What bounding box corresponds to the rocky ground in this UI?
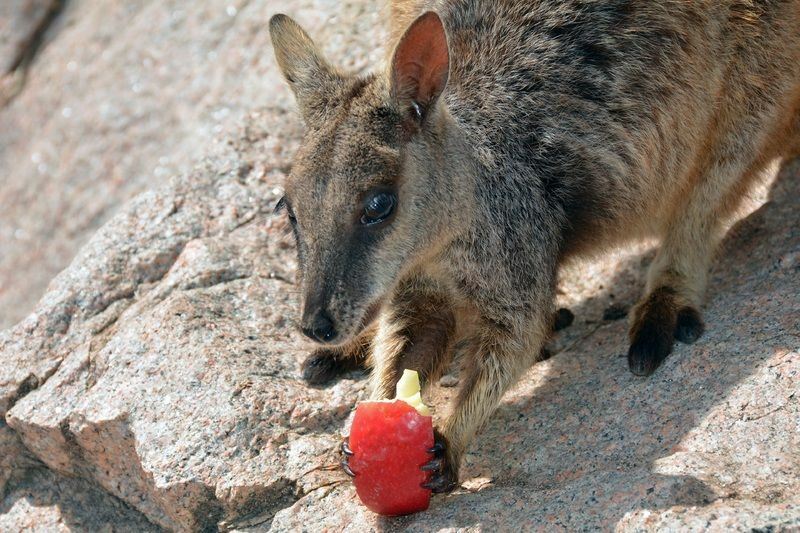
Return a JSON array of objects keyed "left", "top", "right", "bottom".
[
  {"left": 0, "top": 0, "right": 385, "bottom": 331},
  {"left": 1, "top": 1, "right": 798, "bottom": 531}
]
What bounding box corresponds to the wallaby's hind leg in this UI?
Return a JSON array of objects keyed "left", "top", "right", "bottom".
[
  {"left": 300, "top": 323, "right": 374, "bottom": 385},
  {"left": 628, "top": 154, "right": 777, "bottom": 375},
  {"left": 629, "top": 74, "right": 800, "bottom": 376}
]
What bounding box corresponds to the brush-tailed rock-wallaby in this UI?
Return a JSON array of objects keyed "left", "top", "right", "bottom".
[{"left": 270, "top": 0, "right": 800, "bottom": 492}]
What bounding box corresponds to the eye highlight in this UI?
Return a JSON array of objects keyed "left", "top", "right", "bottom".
[{"left": 361, "top": 191, "right": 397, "bottom": 226}]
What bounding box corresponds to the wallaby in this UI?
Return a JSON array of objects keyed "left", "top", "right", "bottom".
[{"left": 270, "top": 0, "right": 800, "bottom": 492}]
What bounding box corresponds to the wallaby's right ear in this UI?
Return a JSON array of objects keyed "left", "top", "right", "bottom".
[
  {"left": 270, "top": 14, "right": 340, "bottom": 121},
  {"left": 391, "top": 11, "right": 450, "bottom": 133}
]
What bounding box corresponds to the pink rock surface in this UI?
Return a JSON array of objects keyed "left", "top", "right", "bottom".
[
  {"left": 0, "top": 0, "right": 798, "bottom": 531},
  {"left": 0, "top": 0, "right": 385, "bottom": 330}
]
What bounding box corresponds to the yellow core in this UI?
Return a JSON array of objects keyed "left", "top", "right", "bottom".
[{"left": 395, "top": 369, "right": 431, "bottom": 416}]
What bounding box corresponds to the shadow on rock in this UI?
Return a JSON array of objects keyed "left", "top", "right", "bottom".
[{"left": 0, "top": 467, "right": 159, "bottom": 532}]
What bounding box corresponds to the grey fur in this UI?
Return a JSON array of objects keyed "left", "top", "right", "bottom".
[{"left": 270, "top": 1, "right": 800, "bottom": 491}]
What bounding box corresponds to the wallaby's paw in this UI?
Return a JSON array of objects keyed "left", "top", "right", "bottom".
[
  {"left": 553, "top": 307, "right": 575, "bottom": 331},
  {"left": 627, "top": 287, "right": 679, "bottom": 376},
  {"left": 675, "top": 306, "right": 705, "bottom": 344},
  {"left": 421, "top": 429, "right": 459, "bottom": 493},
  {"left": 301, "top": 349, "right": 349, "bottom": 385}
]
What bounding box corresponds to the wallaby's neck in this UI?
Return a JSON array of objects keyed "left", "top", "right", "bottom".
[{"left": 419, "top": 105, "right": 479, "bottom": 245}]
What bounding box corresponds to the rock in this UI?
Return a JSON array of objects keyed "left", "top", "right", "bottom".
[
  {"left": 0, "top": 19, "right": 380, "bottom": 519},
  {"left": 3, "top": 157, "right": 796, "bottom": 532},
  {"left": 617, "top": 501, "right": 800, "bottom": 531},
  {"left": 1, "top": 0, "right": 798, "bottom": 530},
  {"left": 0, "top": 422, "right": 33, "bottom": 497},
  {"left": 2, "top": 135, "right": 369, "bottom": 530},
  {"left": 270, "top": 163, "right": 800, "bottom": 531},
  {"left": 0, "top": 0, "right": 59, "bottom": 75},
  {"left": 0, "top": 0, "right": 386, "bottom": 329},
  {"left": 602, "top": 302, "right": 629, "bottom": 321},
  {"left": 0, "top": 467, "right": 158, "bottom": 532}
]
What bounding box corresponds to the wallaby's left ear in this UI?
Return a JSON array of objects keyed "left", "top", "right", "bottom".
[
  {"left": 270, "top": 14, "right": 341, "bottom": 122},
  {"left": 390, "top": 11, "right": 450, "bottom": 129}
]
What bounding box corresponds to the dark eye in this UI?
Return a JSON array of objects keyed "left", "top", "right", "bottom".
[{"left": 361, "top": 191, "right": 396, "bottom": 226}]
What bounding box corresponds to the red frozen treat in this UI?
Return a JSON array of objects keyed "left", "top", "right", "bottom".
[{"left": 348, "top": 396, "right": 434, "bottom": 515}]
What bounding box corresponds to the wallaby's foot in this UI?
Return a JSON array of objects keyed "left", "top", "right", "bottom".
[
  {"left": 340, "top": 438, "right": 355, "bottom": 477},
  {"left": 628, "top": 287, "right": 704, "bottom": 376},
  {"left": 553, "top": 307, "right": 575, "bottom": 331},
  {"left": 301, "top": 348, "right": 362, "bottom": 385},
  {"left": 675, "top": 306, "right": 705, "bottom": 344},
  {"left": 421, "top": 429, "right": 458, "bottom": 493}
]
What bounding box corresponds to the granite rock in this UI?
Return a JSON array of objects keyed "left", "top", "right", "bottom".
[
  {"left": 1, "top": 0, "right": 798, "bottom": 530},
  {"left": 0, "top": 0, "right": 385, "bottom": 329},
  {"left": 3, "top": 154, "right": 797, "bottom": 532},
  {"left": 0, "top": 0, "right": 58, "bottom": 75},
  {"left": 0, "top": 467, "right": 159, "bottom": 531}
]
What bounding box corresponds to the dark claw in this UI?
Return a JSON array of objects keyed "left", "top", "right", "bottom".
[
  {"left": 340, "top": 438, "right": 355, "bottom": 477},
  {"left": 341, "top": 460, "right": 355, "bottom": 477},
  {"left": 421, "top": 430, "right": 458, "bottom": 493},
  {"left": 427, "top": 442, "right": 445, "bottom": 456},
  {"left": 421, "top": 467, "right": 458, "bottom": 493},
  {"left": 301, "top": 350, "right": 341, "bottom": 386},
  {"left": 420, "top": 457, "right": 442, "bottom": 472},
  {"left": 341, "top": 440, "right": 353, "bottom": 456},
  {"left": 553, "top": 307, "right": 575, "bottom": 331}
]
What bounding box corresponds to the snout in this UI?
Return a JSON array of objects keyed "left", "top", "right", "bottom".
[{"left": 300, "top": 308, "right": 338, "bottom": 344}]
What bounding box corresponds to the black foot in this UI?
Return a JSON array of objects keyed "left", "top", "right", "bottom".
[
  {"left": 539, "top": 345, "right": 554, "bottom": 361},
  {"left": 301, "top": 349, "right": 359, "bottom": 386},
  {"left": 627, "top": 288, "right": 678, "bottom": 376},
  {"left": 675, "top": 306, "right": 704, "bottom": 344},
  {"left": 553, "top": 308, "right": 575, "bottom": 331},
  {"left": 421, "top": 430, "right": 458, "bottom": 493},
  {"left": 628, "top": 323, "right": 673, "bottom": 376}
]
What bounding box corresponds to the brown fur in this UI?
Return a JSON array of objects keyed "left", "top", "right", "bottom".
[{"left": 270, "top": 0, "right": 800, "bottom": 491}]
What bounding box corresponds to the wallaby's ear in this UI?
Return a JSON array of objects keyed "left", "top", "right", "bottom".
[
  {"left": 391, "top": 11, "right": 450, "bottom": 130},
  {"left": 270, "top": 14, "right": 340, "bottom": 121}
]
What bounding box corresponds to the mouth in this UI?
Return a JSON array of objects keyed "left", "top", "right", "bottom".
[
  {"left": 304, "top": 298, "right": 385, "bottom": 348},
  {"left": 336, "top": 298, "right": 384, "bottom": 345}
]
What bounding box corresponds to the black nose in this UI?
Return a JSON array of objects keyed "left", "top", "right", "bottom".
[{"left": 301, "top": 310, "right": 338, "bottom": 343}]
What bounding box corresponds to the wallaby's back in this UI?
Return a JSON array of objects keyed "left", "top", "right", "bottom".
[{"left": 391, "top": 0, "right": 800, "bottom": 252}]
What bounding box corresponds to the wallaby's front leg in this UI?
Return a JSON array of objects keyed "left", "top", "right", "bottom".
[
  {"left": 426, "top": 311, "right": 551, "bottom": 493},
  {"left": 368, "top": 276, "right": 457, "bottom": 400},
  {"left": 342, "top": 276, "right": 457, "bottom": 480}
]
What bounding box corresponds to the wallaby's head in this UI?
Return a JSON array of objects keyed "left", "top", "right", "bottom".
[{"left": 270, "top": 12, "right": 452, "bottom": 345}]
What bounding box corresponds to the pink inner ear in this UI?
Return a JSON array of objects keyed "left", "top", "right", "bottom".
[{"left": 392, "top": 12, "right": 449, "bottom": 105}]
